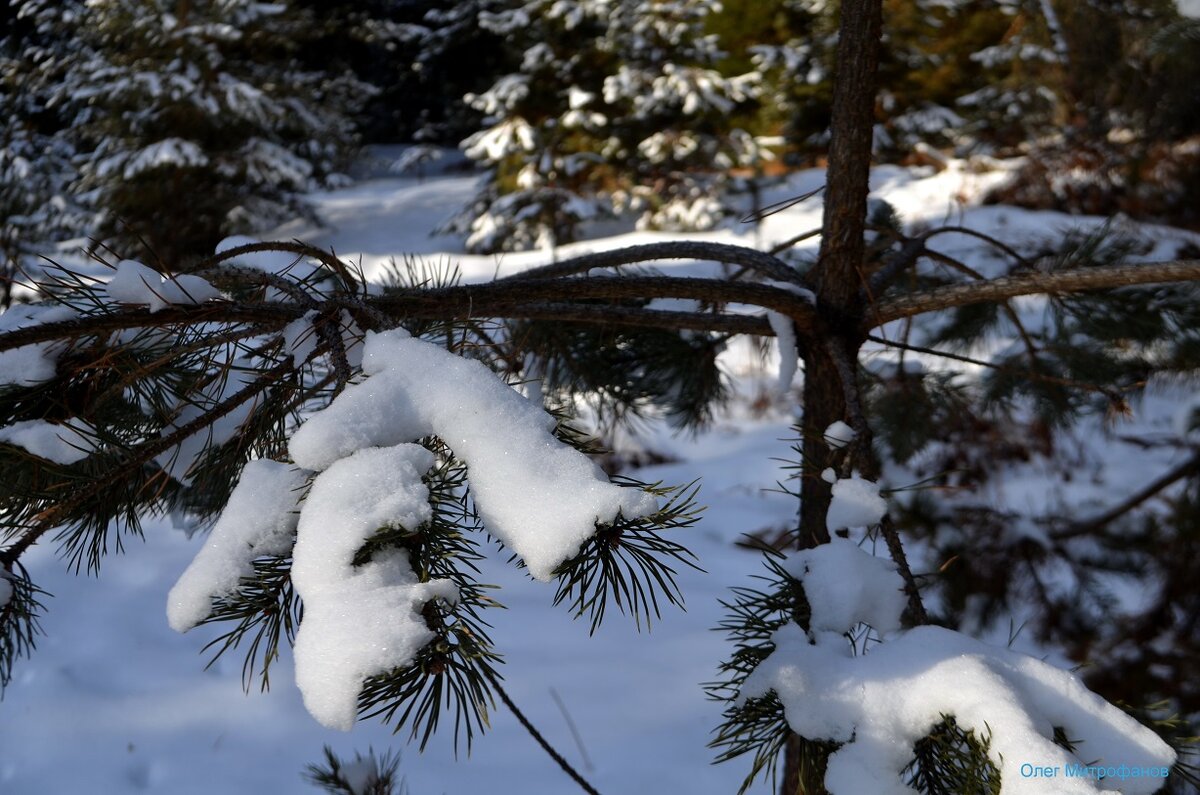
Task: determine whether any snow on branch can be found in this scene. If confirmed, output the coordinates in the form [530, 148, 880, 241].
[289, 328, 658, 581]
[740, 540, 1177, 795]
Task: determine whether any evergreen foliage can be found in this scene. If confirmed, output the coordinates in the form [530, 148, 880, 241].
[444, 0, 761, 253]
[0, 0, 375, 267]
[3, 2, 1200, 793]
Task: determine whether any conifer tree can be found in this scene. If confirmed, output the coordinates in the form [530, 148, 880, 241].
[1, 0, 375, 267]
[2, 1, 1200, 793]
[446, 0, 762, 253]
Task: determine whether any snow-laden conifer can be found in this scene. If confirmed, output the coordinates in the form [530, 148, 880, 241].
[447, 0, 761, 253]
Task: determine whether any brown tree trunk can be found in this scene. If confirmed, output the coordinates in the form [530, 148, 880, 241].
[782, 1, 883, 793]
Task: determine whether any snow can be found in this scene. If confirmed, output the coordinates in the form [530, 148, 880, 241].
[783, 537, 906, 641]
[0, 572, 12, 610]
[3, 152, 1197, 794]
[0, 303, 76, 387]
[291, 444, 456, 731]
[121, 138, 209, 180]
[741, 624, 1175, 795]
[0, 419, 95, 464]
[105, 259, 220, 312]
[166, 460, 309, 632]
[215, 235, 313, 277]
[289, 328, 659, 581]
[826, 474, 888, 532]
[281, 310, 319, 364]
[765, 311, 798, 393]
[823, 420, 855, 449]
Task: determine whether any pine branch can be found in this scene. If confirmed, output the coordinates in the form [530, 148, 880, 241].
[495, 240, 806, 288]
[871, 259, 1200, 326]
[864, 334, 1126, 401]
[0, 358, 298, 568]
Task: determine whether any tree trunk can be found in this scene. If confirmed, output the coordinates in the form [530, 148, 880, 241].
[782, 1, 883, 793]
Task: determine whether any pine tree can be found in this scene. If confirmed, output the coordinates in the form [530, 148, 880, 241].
[2, 1, 1200, 793]
[446, 0, 762, 253]
[2, 0, 376, 268]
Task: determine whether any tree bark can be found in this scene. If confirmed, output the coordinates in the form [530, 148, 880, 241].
[785, 1, 883, 793]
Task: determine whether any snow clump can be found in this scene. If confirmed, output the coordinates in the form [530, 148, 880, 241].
[105, 259, 220, 312]
[289, 328, 658, 581]
[826, 474, 888, 532]
[0, 419, 96, 464]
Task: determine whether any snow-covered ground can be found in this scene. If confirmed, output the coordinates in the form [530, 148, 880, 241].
[2, 151, 1197, 794]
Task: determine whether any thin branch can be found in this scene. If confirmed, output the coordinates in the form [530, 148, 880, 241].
[918, 225, 1034, 270]
[864, 334, 1125, 401]
[870, 259, 1200, 327]
[496, 241, 806, 287]
[923, 249, 1043, 372]
[499, 303, 774, 336]
[768, 227, 822, 256]
[1056, 450, 1200, 538]
[0, 303, 301, 354]
[198, 241, 359, 292]
[483, 668, 603, 795]
[371, 276, 818, 331]
[878, 515, 928, 626]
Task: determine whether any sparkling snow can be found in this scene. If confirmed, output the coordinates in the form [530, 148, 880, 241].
[291, 444, 456, 731]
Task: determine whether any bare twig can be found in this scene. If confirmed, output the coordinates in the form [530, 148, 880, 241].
[1057, 450, 1200, 538]
[496, 241, 806, 287]
[870, 259, 1200, 327]
[864, 334, 1126, 401]
[483, 668, 603, 795]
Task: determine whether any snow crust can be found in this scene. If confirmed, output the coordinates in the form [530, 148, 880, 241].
[290, 444, 457, 731]
[0, 419, 96, 464]
[167, 460, 309, 632]
[289, 328, 658, 581]
[105, 259, 220, 312]
[826, 474, 888, 532]
[742, 623, 1175, 795]
[0, 303, 76, 387]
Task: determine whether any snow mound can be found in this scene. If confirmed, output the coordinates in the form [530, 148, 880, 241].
[783, 537, 905, 641]
[742, 536, 1175, 795]
[742, 624, 1175, 795]
[826, 474, 888, 532]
